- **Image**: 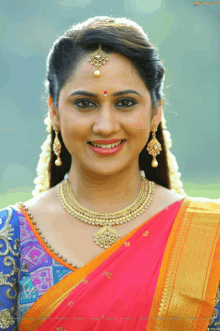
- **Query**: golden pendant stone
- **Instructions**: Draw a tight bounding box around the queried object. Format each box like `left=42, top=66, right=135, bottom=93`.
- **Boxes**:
left=152, top=159, right=158, bottom=167
left=93, top=225, right=121, bottom=248
left=55, top=158, right=62, bottom=166
left=94, top=69, right=101, bottom=77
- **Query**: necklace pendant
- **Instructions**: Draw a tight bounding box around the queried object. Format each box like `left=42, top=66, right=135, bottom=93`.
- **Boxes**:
left=93, top=225, right=122, bottom=249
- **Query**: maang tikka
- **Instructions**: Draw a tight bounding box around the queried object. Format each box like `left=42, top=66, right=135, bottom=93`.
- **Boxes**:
left=52, top=44, right=162, bottom=168
left=88, top=44, right=109, bottom=77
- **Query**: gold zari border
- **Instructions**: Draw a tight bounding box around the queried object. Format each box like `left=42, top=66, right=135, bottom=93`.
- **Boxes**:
left=146, top=197, right=220, bottom=330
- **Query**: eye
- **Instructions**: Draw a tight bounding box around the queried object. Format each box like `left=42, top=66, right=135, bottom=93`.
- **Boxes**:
left=74, top=99, right=96, bottom=108
left=116, top=98, right=137, bottom=107
left=73, top=98, right=137, bottom=109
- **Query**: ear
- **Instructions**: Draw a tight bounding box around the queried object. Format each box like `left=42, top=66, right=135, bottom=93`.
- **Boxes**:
left=151, top=99, right=163, bottom=128
left=48, top=96, right=59, bottom=126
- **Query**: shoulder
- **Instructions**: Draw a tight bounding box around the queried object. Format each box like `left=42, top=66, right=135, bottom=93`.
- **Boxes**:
left=22, top=186, right=56, bottom=209
left=0, top=204, right=21, bottom=233
left=21, top=186, right=60, bottom=222
left=155, top=183, right=186, bottom=204
left=0, top=205, right=21, bottom=257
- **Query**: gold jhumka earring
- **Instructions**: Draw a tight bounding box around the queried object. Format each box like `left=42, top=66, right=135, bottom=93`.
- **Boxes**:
left=52, top=123, right=62, bottom=166
left=146, top=124, right=162, bottom=168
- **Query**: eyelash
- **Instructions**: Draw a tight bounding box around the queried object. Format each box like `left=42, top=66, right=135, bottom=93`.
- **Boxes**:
left=73, top=98, right=137, bottom=109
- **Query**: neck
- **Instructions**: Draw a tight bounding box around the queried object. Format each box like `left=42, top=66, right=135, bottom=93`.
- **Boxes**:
left=67, top=164, right=143, bottom=214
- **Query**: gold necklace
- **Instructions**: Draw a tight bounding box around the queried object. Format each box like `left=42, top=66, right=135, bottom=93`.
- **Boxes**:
left=57, top=170, right=155, bottom=249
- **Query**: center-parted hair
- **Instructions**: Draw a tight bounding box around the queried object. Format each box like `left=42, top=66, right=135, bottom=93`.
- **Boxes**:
left=44, top=16, right=171, bottom=189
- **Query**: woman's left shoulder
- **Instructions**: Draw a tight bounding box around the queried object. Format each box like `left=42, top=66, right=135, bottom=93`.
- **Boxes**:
left=156, top=184, right=186, bottom=204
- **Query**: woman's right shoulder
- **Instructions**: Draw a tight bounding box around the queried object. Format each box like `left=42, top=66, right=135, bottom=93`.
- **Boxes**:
left=22, top=185, right=57, bottom=208
left=0, top=186, right=56, bottom=227
left=0, top=203, right=22, bottom=228
left=16, top=186, right=60, bottom=228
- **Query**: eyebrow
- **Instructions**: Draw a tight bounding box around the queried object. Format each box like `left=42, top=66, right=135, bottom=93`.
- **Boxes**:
left=68, top=89, right=142, bottom=98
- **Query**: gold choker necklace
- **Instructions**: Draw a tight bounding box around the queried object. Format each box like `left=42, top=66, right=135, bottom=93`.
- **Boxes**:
left=57, top=171, right=155, bottom=249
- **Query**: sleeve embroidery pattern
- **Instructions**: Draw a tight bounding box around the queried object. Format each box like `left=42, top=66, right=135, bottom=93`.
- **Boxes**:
left=207, top=286, right=220, bottom=330
left=0, top=207, right=20, bottom=330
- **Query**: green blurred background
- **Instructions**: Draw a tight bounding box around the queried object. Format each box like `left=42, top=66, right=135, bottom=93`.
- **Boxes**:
left=0, top=0, right=219, bottom=210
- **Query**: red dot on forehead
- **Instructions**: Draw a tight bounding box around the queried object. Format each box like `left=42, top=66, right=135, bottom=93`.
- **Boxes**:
left=104, top=91, right=107, bottom=94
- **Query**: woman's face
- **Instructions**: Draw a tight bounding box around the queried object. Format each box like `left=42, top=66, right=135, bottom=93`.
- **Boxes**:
left=49, top=52, right=162, bottom=177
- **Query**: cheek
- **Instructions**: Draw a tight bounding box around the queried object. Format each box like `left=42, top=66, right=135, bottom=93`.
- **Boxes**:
left=127, top=117, right=149, bottom=144
left=61, top=121, right=89, bottom=146
left=131, top=119, right=142, bottom=127
left=127, top=111, right=149, bottom=128
left=127, top=118, right=148, bottom=131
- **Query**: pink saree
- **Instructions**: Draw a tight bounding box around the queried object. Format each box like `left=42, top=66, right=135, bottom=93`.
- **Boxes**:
left=18, top=196, right=220, bottom=331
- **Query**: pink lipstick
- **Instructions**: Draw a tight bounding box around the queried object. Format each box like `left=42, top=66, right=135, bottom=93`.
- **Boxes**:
left=88, top=140, right=126, bottom=156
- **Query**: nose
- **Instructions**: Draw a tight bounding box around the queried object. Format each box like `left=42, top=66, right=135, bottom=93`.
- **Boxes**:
left=92, top=107, right=120, bottom=135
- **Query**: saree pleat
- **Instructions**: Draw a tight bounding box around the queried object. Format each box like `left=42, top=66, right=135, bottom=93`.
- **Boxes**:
left=18, top=196, right=220, bottom=331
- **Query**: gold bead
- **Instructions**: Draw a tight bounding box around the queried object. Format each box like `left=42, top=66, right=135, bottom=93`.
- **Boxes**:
left=152, top=159, right=158, bottom=167
left=94, top=69, right=101, bottom=77
left=55, top=158, right=62, bottom=166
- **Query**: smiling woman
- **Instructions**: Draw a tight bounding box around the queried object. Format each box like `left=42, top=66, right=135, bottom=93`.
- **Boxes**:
left=1, top=16, right=220, bottom=331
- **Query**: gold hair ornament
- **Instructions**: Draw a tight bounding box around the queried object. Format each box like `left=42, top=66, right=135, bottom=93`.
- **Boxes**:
left=88, top=44, right=109, bottom=77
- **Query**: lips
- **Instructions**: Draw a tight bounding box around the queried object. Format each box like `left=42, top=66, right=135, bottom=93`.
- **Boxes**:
left=88, top=139, right=126, bottom=155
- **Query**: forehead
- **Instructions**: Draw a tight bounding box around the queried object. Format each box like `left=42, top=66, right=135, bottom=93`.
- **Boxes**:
left=63, top=52, right=148, bottom=93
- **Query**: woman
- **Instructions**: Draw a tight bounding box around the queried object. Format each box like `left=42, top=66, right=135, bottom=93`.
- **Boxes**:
left=0, top=16, right=219, bottom=331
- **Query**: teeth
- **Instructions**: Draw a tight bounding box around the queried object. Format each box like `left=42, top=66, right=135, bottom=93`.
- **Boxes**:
left=90, top=140, right=123, bottom=148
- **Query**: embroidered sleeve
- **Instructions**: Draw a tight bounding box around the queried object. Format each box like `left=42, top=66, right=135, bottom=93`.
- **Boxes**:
left=0, top=206, right=20, bottom=331
left=207, top=282, right=220, bottom=330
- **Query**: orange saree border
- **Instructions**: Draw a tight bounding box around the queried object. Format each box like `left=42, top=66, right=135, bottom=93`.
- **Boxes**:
left=146, top=197, right=220, bottom=331
left=18, top=199, right=176, bottom=331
